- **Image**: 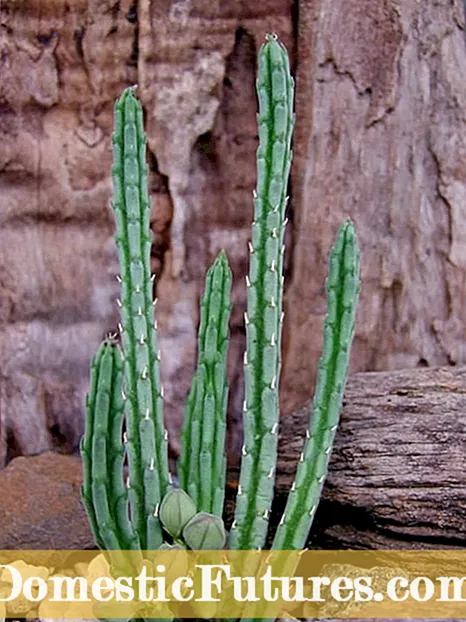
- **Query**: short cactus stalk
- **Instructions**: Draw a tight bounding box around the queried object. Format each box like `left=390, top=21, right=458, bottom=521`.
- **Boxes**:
left=81, top=33, right=361, bottom=613
left=179, top=251, right=232, bottom=517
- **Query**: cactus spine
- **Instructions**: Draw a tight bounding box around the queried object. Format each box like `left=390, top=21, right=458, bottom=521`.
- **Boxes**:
left=179, top=251, right=232, bottom=516
left=228, top=34, right=294, bottom=551
left=111, top=88, right=170, bottom=549
left=272, top=221, right=360, bottom=550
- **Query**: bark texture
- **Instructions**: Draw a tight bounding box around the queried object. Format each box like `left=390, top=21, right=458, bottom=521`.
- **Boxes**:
left=0, top=0, right=465, bottom=467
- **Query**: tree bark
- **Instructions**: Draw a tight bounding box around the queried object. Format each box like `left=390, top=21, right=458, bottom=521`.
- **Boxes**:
left=245, top=365, right=466, bottom=550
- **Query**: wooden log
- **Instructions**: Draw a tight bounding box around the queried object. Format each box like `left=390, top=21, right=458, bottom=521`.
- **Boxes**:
left=227, top=366, right=466, bottom=549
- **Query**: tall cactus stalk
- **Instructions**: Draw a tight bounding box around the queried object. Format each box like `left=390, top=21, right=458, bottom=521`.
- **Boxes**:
left=228, top=34, right=295, bottom=551
left=81, top=338, right=140, bottom=553
left=179, top=251, right=232, bottom=517
left=111, top=88, right=170, bottom=549
left=272, top=221, right=360, bottom=550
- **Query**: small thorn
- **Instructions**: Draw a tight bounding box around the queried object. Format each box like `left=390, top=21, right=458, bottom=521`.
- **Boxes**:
left=123, top=432, right=128, bottom=443
left=281, top=244, right=285, bottom=255
left=270, top=297, right=276, bottom=308
left=118, top=322, right=123, bottom=333
left=243, top=399, right=247, bottom=412
left=270, top=260, right=276, bottom=272
left=126, top=476, right=131, bottom=489
left=154, top=320, right=158, bottom=330
left=318, top=475, right=325, bottom=484
left=139, top=334, right=145, bottom=345
left=243, top=351, right=248, bottom=365
left=154, top=503, right=159, bottom=518
left=267, top=467, right=274, bottom=479
left=271, top=376, right=276, bottom=390
left=145, top=408, right=150, bottom=420
left=271, top=422, right=278, bottom=435
left=157, top=349, right=161, bottom=361
left=121, top=389, right=127, bottom=401
left=246, top=275, right=251, bottom=288
left=291, top=481, right=296, bottom=492
left=152, top=298, right=158, bottom=307
left=241, top=445, right=247, bottom=456
left=253, top=189, right=257, bottom=199
left=280, top=311, right=285, bottom=324
left=168, top=472, right=173, bottom=483
left=141, top=366, right=148, bottom=379
left=270, top=333, right=276, bottom=347
left=325, top=446, right=331, bottom=455
left=285, top=196, right=290, bottom=205
left=281, top=275, right=285, bottom=286
left=306, top=429, right=311, bottom=439
left=238, top=484, right=243, bottom=496
left=248, top=242, right=254, bottom=254
left=161, top=386, right=165, bottom=398
left=299, top=452, right=304, bottom=462
left=244, top=312, right=249, bottom=326
left=272, top=228, right=278, bottom=238
left=149, top=458, right=155, bottom=471
left=279, top=513, right=285, bottom=526
left=135, top=285, right=141, bottom=293
left=116, top=298, right=122, bottom=308
left=137, top=307, right=143, bottom=316
left=309, top=504, right=316, bottom=516
left=151, top=274, right=156, bottom=283
left=273, top=204, right=280, bottom=213
left=330, top=424, right=338, bottom=432
left=283, top=217, right=289, bottom=226
left=231, top=520, right=237, bottom=529
left=116, top=275, right=122, bottom=283
left=164, top=429, right=168, bottom=440
left=262, top=509, right=269, bottom=520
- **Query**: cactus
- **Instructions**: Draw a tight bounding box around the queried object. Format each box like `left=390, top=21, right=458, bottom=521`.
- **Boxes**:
left=81, top=32, right=360, bottom=580
left=272, top=220, right=360, bottom=550
left=179, top=251, right=232, bottom=516
left=228, top=33, right=294, bottom=552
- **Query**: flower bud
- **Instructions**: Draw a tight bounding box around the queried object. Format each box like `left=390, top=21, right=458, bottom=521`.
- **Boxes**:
left=182, top=512, right=226, bottom=550
left=159, top=488, right=197, bottom=538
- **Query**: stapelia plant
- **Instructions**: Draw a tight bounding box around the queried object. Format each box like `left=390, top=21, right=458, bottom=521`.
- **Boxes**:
left=81, top=33, right=360, bottom=565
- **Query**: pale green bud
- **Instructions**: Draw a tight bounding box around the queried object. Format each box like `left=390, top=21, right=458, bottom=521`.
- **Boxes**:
left=182, top=511, right=226, bottom=550
left=159, top=488, right=197, bottom=538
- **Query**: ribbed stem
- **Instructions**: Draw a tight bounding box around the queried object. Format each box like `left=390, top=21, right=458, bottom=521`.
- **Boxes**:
left=229, top=34, right=294, bottom=551
left=80, top=338, right=140, bottom=552
left=111, top=88, right=170, bottom=549
left=179, top=251, right=232, bottom=516
left=273, top=221, right=360, bottom=550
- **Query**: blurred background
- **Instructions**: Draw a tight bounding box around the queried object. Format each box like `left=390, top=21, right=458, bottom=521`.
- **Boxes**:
left=1, top=0, right=466, bottom=471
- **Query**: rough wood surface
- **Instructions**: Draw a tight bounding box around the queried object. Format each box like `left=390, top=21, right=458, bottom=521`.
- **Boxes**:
left=268, top=365, right=466, bottom=550
left=1, top=0, right=466, bottom=469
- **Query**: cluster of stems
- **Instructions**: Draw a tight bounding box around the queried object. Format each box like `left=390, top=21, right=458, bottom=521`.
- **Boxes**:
left=81, top=32, right=360, bottom=593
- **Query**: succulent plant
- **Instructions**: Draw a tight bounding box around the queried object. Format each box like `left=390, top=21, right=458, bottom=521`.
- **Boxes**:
left=81, top=27, right=360, bottom=585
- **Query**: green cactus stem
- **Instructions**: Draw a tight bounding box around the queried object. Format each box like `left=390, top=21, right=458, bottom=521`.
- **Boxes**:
left=229, top=34, right=294, bottom=550
left=272, top=221, right=360, bottom=550
left=179, top=251, right=232, bottom=516
left=111, top=87, right=170, bottom=549
left=80, top=338, right=140, bottom=553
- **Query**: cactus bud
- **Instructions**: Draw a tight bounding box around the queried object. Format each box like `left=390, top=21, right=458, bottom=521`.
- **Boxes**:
left=182, top=511, right=226, bottom=550
left=159, top=488, right=197, bottom=538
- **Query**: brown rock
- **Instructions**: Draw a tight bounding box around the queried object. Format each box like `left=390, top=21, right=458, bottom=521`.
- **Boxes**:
left=0, top=452, right=94, bottom=549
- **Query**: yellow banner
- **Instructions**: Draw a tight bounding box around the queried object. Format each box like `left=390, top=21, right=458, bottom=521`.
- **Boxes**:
left=0, top=550, right=466, bottom=618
